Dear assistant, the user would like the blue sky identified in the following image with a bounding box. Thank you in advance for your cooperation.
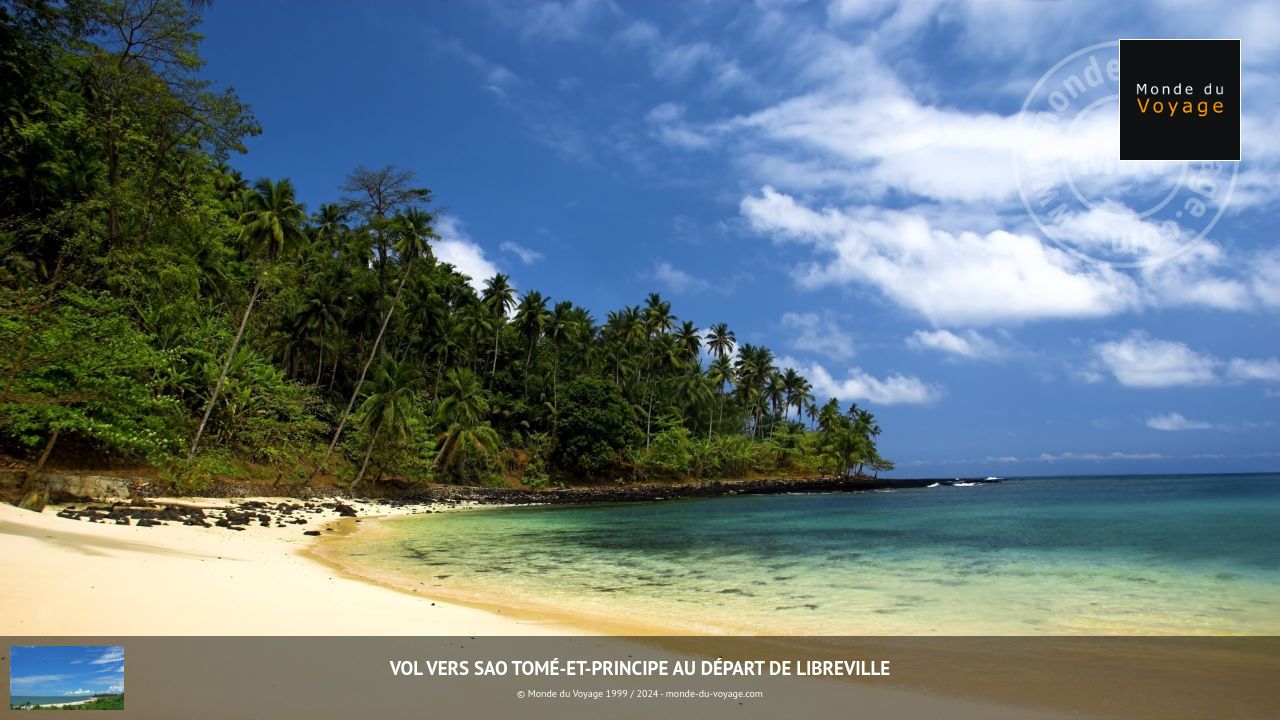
[196,1,1278,477]
[9,646,124,697]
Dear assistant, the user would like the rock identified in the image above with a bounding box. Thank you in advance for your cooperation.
[39,473,132,501]
[304,530,321,536]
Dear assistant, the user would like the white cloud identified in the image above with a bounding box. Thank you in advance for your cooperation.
[781,311,856,359]
[1146,412,1213,431]
[507,0,619,42]
[1090,331,1280,389]
[499,241,543,265]
[1092,332,1219,388]
[741,187,1140,325]
[89,647,124,665]
[1227,357,1280,383]
[10,675,68,688]
[907,329,1005,360]
[434,216,502,292]
[781,356,941,405]
[652,261,710,294]
[646,103,713,149]
[1038,451,1167,462]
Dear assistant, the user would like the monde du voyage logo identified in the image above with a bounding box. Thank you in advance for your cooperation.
[1014,39,1241,268]
[1121,39,1241,161]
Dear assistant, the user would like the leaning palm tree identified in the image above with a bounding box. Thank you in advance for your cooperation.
[435,368,500,482]
[313,208,435,482]
[189,177,307,460]
[351,356,425,489]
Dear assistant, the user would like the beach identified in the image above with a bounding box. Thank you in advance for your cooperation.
[3,489,1278,720]
[0,500,576,636]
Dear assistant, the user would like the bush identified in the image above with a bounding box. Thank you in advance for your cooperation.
[553,377,642,478]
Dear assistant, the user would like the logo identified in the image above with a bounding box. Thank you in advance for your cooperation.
[1014,41,1239,268]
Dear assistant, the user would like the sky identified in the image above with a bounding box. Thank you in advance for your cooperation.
[9,646,124,698]
[195,0,1279,477]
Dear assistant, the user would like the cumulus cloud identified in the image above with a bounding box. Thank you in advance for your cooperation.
[780,356,941,405]
[1091,332,1219,388]
[741,187,1140,325]
[651,260,711,294]
[434,216,502,292]
[1146,412,1213,431]
[781,311,856,359]
[1089,331,1280,389]
[1227,357,1280,383]
[907,329,1006,360]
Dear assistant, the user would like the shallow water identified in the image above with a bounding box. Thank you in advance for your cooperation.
[327,473,1280,635]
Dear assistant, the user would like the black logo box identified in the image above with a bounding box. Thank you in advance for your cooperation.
[1119,39,1240,161]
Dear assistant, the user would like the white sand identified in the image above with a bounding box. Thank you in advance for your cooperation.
[0,500,578,635]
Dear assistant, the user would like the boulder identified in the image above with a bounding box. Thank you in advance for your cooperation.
[40,473,133,501]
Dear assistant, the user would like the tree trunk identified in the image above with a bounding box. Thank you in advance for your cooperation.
[189,271,264,461]
[314,330,325,385]
[311,257,413,484]
[16,428,60,512]
[350,422,381,491]
[491,327,500,378]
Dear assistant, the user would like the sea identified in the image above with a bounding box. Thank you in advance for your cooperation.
[325,473,1280,635]
[9,696,93,707]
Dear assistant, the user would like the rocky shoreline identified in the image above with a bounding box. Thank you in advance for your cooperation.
[38,476,1002,532]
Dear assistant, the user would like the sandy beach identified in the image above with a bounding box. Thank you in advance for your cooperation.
[0,500,578,636]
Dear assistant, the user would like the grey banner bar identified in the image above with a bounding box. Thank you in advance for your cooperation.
[4,637,1278,719]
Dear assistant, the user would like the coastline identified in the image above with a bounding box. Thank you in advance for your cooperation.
[0,499,579,636]
[4,494,1278,719]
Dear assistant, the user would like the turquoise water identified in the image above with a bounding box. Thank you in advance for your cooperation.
[9,696,95,706]
[329,474,1280,635]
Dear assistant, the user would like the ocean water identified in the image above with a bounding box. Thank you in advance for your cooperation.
[9,696,94,706]
[327,473,1280,635]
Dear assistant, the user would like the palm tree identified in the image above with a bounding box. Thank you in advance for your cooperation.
[314,208,435,482]
[706,354,735,439]
[311,203,350,256]
[546,301,578,420]
[296,279,345,385]
[435,368,499,482]
[189,177,307,460]
[675,320,702,367]
[481,273,516,378]
[351,356,425,489]
[513,290,548,397]
[705,322,735,359]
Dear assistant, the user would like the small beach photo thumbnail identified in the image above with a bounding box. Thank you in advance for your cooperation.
[9,645,124,710]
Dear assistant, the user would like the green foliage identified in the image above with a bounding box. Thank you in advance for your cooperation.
[553,377,642,478]
[0,0,889,491]
[638,416,695,478]
[0,288,184,461]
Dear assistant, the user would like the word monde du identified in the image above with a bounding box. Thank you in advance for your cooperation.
[1134,83,1228,118]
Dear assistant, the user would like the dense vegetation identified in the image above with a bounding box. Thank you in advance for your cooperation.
[11,694,124,710]
[1,0,891,505]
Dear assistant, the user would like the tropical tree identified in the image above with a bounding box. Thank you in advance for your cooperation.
[314,207,435,481]
[351,356,424,489]
[435,367,499,482]
[513,290,548,397]
[189,177,307,460]
[481,273,516,378]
